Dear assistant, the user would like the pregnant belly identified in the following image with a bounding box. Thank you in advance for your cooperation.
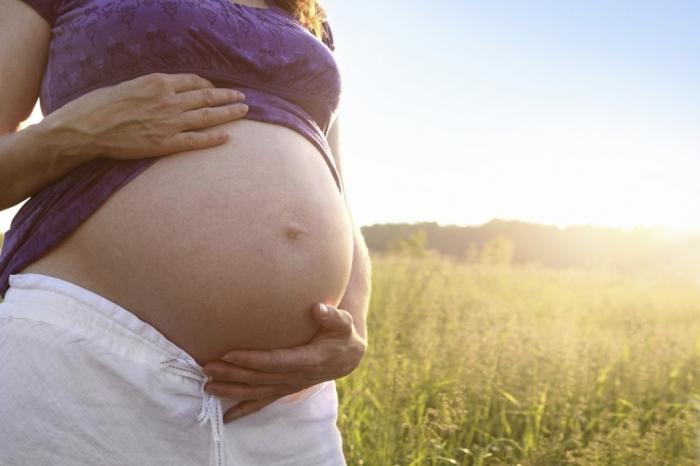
[21,120,354,364]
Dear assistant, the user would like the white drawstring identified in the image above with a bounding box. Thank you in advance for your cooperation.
[160,357,225,466]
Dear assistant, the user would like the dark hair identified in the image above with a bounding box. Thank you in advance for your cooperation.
[272,0,326,39]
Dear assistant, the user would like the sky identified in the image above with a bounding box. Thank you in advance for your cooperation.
[2,0,699,233]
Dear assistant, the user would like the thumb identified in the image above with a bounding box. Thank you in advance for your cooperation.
[313,303,353,333]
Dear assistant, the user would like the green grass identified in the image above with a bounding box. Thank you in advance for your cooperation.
[337,252,700,465]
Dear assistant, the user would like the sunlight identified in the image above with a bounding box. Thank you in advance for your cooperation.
[18,101,43,131]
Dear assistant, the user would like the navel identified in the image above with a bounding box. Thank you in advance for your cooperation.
[284,225,305,241]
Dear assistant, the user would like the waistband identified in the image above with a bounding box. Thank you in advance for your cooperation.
[1,273,200,369]
[1,273,230,466]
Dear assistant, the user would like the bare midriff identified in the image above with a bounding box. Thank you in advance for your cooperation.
[21,119,355,364]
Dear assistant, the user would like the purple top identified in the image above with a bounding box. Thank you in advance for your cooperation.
[0,0,342,298]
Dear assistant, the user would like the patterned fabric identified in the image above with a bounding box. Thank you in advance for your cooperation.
[0,0,342,297]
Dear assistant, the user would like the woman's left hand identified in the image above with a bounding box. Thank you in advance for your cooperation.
[202,303,367,423]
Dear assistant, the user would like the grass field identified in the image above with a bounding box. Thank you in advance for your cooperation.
[337,252,700,465]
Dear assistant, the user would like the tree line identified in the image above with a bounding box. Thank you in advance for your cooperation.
[361,219,700,277]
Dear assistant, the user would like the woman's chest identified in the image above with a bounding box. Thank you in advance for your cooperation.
[43,0,340,114]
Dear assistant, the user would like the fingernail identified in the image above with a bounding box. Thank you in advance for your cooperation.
[236,91,246,100]
[222,353,235,363]
[319,303,329,316]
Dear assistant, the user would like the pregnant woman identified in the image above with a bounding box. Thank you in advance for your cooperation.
[0,0,370,464]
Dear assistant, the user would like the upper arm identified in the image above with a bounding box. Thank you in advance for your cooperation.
[328,115,359,228]
[0,0,53,134]
[327,116,342,184]
[321,20,335,52]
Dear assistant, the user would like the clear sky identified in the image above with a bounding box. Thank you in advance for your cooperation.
[2,0,699,232]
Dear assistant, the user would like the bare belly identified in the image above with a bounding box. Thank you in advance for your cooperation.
[21,119,354,364]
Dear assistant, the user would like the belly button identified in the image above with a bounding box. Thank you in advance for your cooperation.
[285,225,304,240]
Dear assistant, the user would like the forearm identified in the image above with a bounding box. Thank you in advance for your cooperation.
[0,118,94,210]
[338,216,371,343]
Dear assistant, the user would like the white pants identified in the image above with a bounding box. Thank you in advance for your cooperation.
[0,273,346,466]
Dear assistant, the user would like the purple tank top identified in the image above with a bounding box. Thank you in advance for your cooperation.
[0,0,342,297]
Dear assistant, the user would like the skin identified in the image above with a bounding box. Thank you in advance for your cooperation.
[1,0,370,422]
[204,118,372,423]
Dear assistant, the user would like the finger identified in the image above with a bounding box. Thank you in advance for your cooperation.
[168,73,215,92]
[177,88,246,111]
[203,381,292,400]
[224,395,283,423]
[177,103,249,131]
[202,361,300,386]
[222,345,324,373]
[313,303,354,335]
[160,130,230,155]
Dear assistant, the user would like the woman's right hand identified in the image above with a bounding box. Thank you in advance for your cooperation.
[42,72,249,161]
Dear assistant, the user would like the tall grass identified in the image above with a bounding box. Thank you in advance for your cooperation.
[337,252,700,465]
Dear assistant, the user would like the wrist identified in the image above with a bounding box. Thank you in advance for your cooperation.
[36,113,100,168]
